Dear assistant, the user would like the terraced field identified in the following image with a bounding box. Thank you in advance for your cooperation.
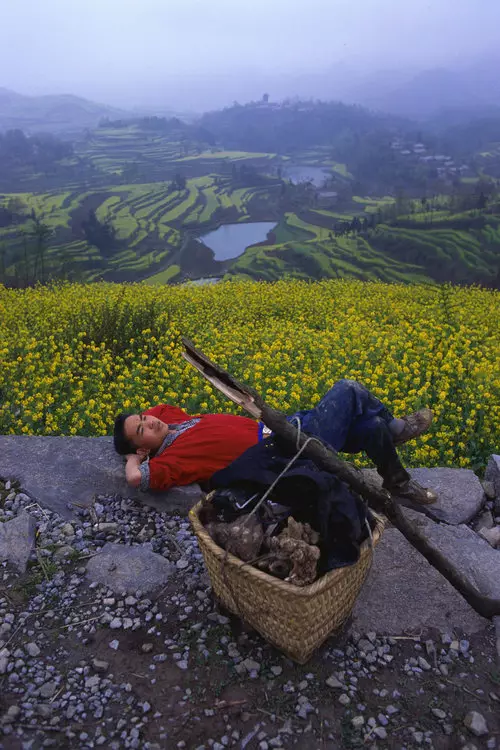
[2,122,499,287]
[0,175,278,282]
[226,209,500,286]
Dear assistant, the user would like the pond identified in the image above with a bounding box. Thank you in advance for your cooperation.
[199,221,277,261]
[283,165,331,187]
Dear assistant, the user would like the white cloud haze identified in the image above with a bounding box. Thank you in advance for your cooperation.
[1,0,499,110]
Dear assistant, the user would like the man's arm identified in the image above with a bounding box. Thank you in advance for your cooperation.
[125,454,142,488]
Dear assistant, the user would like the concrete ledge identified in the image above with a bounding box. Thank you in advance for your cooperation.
[0,435,203,519]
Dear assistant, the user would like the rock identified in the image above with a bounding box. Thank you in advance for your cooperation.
[485,455,500,506]
[270,666,282,676]
[242,658,261,673]
[464,710,488,737]
[39,681,57,699]
[326,675,343,689]
[373,727,387,740]
[61,523,75,536]
[0,511,36,572]
[479,526,500,549]
[86,542,175,596]
[94,522,118,533]
[109,639,119,650]
[352,528,487,634]
[54,545,74,559]
[338,694,350,706]
[351,716,364,729]
[494,616,500,662]
[0,435,203,518]
[482,482,496,500]
[141,643,154,653]
[92,659,109,673]
[176,660,188,670]
[432,708,447,719]
[403,509,500,603]
[26,642,41,657]
[418,656,432,671]
[474,509,494,531]
[404,468,485,525]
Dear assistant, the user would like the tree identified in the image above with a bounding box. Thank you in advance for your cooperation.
[28,212,52,284]
[81,210,117,257]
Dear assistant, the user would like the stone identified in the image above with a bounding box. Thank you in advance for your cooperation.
[482,482,496,500]
[405,468,485,525]
[373,727,387,740]
[403,509,500,603]
[478,526,500,549]
[463,710,488,737]
[494,616,500,662]
[485,455,500,502]
[432,708,447,719]
[0,511,36,572]
[54,545,74,559]
[326,675,343,689]
[351,716,364,729]
[39,681,57,699]
[0,436,203,518]
[352,528,487,635]
[474,509,494,532]
[26,642,41,657]
[92,659,109,673]
[86,543,174,596]
[418,656,431,671]
[242,658,261,673]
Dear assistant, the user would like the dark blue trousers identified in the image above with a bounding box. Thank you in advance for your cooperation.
[290,379,410,485]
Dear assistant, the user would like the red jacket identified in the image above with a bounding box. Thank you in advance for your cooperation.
[142,404,260,491]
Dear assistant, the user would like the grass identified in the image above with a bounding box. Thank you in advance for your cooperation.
[143,264,181,284]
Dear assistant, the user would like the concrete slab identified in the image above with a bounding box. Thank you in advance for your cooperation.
[0,436,203,519]
[352,528,488,635]
[361,467,485,525]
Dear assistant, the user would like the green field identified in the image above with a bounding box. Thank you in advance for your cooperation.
[1,123,499,287]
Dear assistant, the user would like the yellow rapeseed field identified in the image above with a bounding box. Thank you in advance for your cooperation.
[0,279,498,471]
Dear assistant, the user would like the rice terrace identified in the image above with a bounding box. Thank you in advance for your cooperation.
[1,105,500,288]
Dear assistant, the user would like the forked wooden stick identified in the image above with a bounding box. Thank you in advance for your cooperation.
[181,337,500,619]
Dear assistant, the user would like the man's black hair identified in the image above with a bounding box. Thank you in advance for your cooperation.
[113,413,135,455]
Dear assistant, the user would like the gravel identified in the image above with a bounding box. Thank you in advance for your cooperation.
[1,476,499,749]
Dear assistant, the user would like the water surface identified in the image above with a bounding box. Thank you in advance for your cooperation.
[200,222,277,261]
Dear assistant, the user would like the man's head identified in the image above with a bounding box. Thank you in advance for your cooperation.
[113,412,169,455]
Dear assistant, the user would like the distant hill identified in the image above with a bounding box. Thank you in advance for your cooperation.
[366,59,500,120]
[0,88,129,136]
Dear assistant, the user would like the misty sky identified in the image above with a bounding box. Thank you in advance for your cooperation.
[2,0,500,111]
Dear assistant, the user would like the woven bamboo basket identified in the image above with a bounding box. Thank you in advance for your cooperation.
[189,501,385,663]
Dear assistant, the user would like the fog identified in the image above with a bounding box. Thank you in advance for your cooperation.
[1,0,500,112]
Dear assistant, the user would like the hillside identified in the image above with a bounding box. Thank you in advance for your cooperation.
[0,102,499,288]
[0,88,129,135]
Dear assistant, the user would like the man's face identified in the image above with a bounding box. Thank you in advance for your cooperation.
[124,414,168,452]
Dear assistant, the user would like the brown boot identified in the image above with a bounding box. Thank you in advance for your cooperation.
[384,478,438,505]
[393,408,433,445]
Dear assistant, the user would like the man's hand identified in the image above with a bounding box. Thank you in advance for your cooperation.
[125,453,143,487]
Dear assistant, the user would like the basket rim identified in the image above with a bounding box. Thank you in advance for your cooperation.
[189,501,385,598]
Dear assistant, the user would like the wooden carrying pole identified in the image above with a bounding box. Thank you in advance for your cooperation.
[181,336,500,619]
